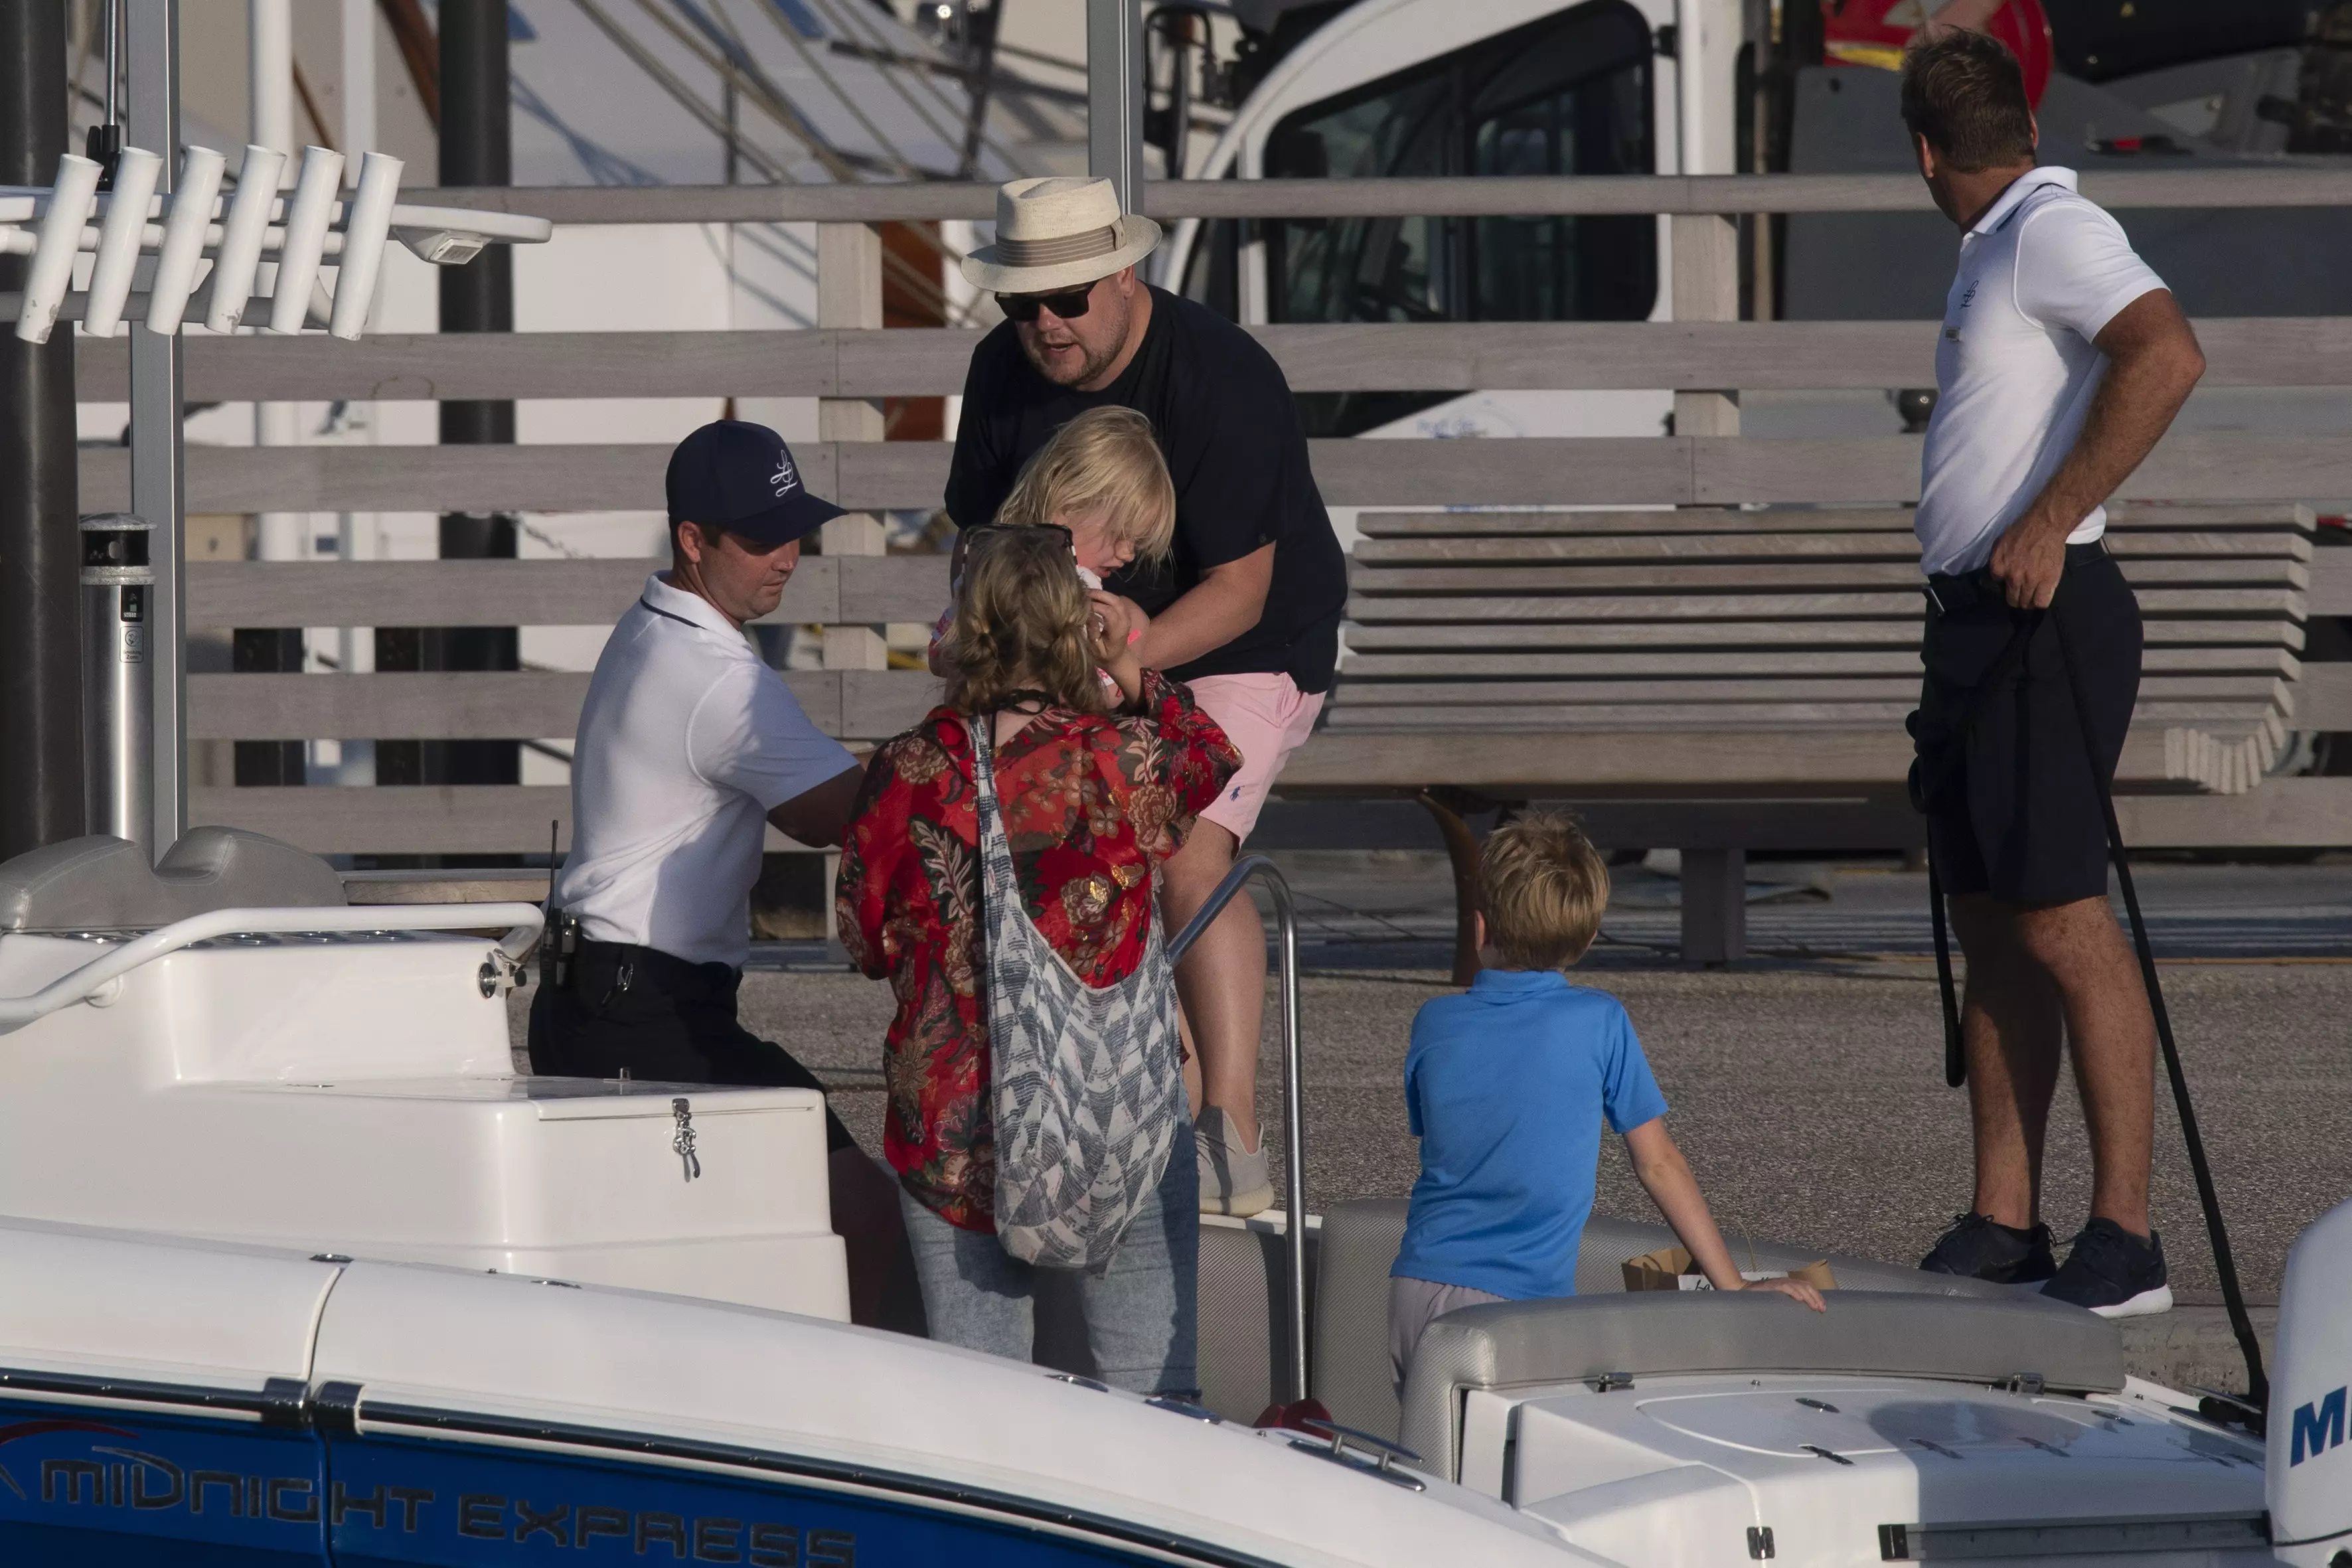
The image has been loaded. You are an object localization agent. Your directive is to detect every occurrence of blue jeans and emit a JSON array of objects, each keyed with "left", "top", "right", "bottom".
[{"left": 899, "top": 1142, "right": 1198, "bottom": 1396}]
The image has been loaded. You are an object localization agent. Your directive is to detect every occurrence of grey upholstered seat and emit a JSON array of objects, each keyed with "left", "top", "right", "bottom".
[
  {"left": 1310, "top": 1198, "right": 2024, "bottom": 1447},
  {"left": 1400, "top": 1289, "right": 2126, "bottom": 1481},
  {"left": 0, "top": 829, "right": 345, "bottom": 932}
]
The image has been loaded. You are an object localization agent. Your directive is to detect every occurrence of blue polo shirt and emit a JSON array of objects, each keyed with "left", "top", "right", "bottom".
[{"left": 1392, "top": 969, "right": 1668, "bottom": 1300}]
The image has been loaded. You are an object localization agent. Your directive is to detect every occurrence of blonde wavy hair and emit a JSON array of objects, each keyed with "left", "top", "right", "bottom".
[
  {"left": 1478, "top": 811, "right": 1610, "bottom": 971},
  {"left": 942, "top": 526, "right": 1107, "bottom": 716},
  {"left": 995, "top": 406, "right": 1176, "bottom": 566}
]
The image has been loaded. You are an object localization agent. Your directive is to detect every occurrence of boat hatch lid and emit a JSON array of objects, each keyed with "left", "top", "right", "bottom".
[
  {"left": 208, "top": 1076, "right": 826, "bottom": 1119},
  {"left": 1632, "top": 1383, "right": 2169, "bottom": 1460}
]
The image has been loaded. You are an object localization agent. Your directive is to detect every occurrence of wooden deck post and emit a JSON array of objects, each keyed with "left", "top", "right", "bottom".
[
  {"left": 816, "top": 222, "right": 888, "bottom": 672},
  {"left": 1672, "top": 210, "right": 1745, "bottom": 962},
  {"left": 1415, "top": 789, "right": 1488, "bottom": 987},
  {"left": 1680, "top": 848, "right": 1747, "bottom": 965}
]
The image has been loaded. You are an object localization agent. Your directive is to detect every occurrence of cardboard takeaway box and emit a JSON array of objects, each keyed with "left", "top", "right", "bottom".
[{"left": 1622, "top": 1246, "right": 1838, "bottom": 1292}]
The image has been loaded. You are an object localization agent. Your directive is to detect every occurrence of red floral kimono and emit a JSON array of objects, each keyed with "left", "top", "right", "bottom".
[{"left": 836, "top": 671, "right": 1239, "bottom": 1231}]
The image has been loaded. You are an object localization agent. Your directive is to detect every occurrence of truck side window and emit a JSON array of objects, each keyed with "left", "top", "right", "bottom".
[{"left": 1247, "top": 0, "right": 1658, "bottom": 435}]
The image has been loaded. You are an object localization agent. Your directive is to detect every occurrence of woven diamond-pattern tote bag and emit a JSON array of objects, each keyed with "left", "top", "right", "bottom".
[{"left": 975, "top": 718, "right": 1184, "bottom": 1271}]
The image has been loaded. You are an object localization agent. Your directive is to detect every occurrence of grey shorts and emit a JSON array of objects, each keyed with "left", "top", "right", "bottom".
[{"left": 1388, "top": 1275, "right": 1506, "bottom": 1397}]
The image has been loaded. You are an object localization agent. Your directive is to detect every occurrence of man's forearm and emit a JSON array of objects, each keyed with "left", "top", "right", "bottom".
[
  {"left": 2011, "top": 298, "right": 2205, "bottom": 547},
  {"left": 1138, "top": 584, "right": 1258, "bottom": 669},
  {"left": 2014, "top": 355, "right": 2195, "bottom": 544}
]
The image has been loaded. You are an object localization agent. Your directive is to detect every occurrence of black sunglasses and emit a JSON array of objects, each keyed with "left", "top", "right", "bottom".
[
  {"left": 966, "top": 522, "right": 1075, "bottom": 550},
  {"left": 996, "top": 284, "right": 1095, "bottom": 323}
]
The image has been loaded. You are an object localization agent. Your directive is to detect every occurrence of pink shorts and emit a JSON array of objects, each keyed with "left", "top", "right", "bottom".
[{"left": 1186, "top": 672, "right": 1324, "bottom": 842}]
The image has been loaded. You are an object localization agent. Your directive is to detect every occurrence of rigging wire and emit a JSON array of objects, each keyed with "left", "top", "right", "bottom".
[
  {"left": 705, "top": 0, "right": 930, "bottom": 182},
  {"left": 570, "top": 0, "right": 803, "bottom": 183},
  {"left": 801, "top": 0, "right": 1020, "bottom": 174},
  {"left": 615, "top": 0, "right": 858, "bottom": 180},
  {"left": 574, "top": 0, "right": 959, "bottom": 317}
]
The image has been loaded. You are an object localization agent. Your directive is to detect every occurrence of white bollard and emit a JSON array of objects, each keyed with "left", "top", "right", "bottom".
[
  {"left": 268, "top": 145, "right": 345, "bottom": 334},
  {"left": 327, "top": 151, "right": 404, "bottom": 341},
  {"left": 13, "top": 153, "right": 104, "bottom": 345},
  {"left": 82, "top": 146, "right": 165, "bottom": 338},
  {"left": 145, "top": 145, "right": 228, "bottom": 337},
  {"left": 202, "top": 145, "right": 287, "bottom": 333}
]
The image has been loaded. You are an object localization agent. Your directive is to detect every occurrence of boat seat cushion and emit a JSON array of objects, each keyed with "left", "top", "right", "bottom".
[
  {"left": 0, "top": 829, "right": 345, "bottom": 932},
  {"left": 1312, "top": 1198, "right": 2021, "bottom": 1445},
  {"left": 1399, "top": 1289, "right": 2128, "bottom": 1481}
]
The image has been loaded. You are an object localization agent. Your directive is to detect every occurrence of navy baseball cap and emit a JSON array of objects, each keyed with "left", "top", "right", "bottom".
[{"left": 665, "top": 420, "right": 844, "bottom": 548}]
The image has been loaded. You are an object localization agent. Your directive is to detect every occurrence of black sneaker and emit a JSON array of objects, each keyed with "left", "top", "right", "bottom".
[
  {"left": 2043, "top": 1219, "right": 2171, "bottom": 1318},
  {"left": 1919, "top": 1212, "right": 2057, "bottom": 1284}
]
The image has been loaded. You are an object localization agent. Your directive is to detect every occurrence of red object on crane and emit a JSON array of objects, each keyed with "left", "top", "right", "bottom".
[{"left": 1821, "top": 0, "right": 2056, "bottom": 107}]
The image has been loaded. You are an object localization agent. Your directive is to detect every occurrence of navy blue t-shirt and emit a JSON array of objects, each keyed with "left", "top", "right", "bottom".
[
  {"left": 943, "top": 287, "right": 1347, "bottom": 692},
  {"left": 1392, "top": 969, "right": 1668, "bottom": 1300}
]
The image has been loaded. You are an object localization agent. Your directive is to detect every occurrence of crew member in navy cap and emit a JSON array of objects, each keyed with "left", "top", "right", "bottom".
[{"left": 532, "top": 420, "right": 913, "bottom": 1328}]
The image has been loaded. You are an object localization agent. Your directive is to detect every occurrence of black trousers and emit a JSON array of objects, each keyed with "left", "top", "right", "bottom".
[
  {"left": 1911, "top": 542, "right": 2142, "bottom": 906},
  {"left": 528, "top": 938, "right": 855, "bottom": 1154}
]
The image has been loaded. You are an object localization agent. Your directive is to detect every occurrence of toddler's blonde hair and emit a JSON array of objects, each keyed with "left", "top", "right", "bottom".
[
  {"left": 996, "top": 406, "right": 1176, "bottom": 565},
  {"left": 1478, "top": 812, "right": 1610, "bottom": 971}
]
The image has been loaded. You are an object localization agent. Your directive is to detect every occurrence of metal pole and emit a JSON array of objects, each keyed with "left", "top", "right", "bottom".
[
  {"left": 127, "top": 0, "right": 188, "bottom": 854},
  {"left": 0, "top": 0, "right": 86, "bottom": 861},
  {"left": 1085, "top": 0, "right": 1143, "bottom": 215},
  {"left": 1168, "top": 853, "right": 1310, "bottom": 1407},
  {"left": 402, "top": 0, "right": 519, "bottom": 793}
]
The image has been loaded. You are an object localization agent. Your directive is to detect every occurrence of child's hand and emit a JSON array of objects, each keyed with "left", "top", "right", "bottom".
[
  {"left": 1091, "top": 591, "right": 1150, "bottom": 663},
  {"left": 1735, "top": 1276, "right": 1827, "bottom": 1311}
]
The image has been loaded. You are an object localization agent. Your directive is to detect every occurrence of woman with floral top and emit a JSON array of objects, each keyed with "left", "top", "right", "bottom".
[{"left": 838, "top": 526, "right": 1239, "bottom": 1392}]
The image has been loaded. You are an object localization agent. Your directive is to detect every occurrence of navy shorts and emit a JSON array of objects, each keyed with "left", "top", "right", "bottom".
[
  {"left": 1910, "top": 543, "right": 2142, "bottom": 906},
  {"left": 528, "top": 938, "right": 856, "bottom": 1154}
]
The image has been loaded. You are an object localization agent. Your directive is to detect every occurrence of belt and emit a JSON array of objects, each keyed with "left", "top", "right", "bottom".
[
  {"left": 568, "top": 937, "right": 738, "bottom": 1004},
  {"left": 1924, "top": 540, "right": 2108, "bottom": 617}
]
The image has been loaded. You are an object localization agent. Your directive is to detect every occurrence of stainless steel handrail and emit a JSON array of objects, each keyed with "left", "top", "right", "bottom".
[
  {"left": 1166, "top": 852, "right": 1308, "bottom": 1407},
  {"left": 0, "top": 903, "right": 546, "bottom": 1032}
]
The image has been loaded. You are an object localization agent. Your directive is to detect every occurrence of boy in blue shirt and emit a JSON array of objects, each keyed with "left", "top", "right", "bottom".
[{"left": 1389, "top": 813, "right": 1826, "bottom": 1389}]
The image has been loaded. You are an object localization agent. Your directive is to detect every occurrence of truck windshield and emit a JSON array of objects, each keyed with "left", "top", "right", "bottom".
[{"left": 1186, "top": 0, "right": 1657, "bottom": 435}]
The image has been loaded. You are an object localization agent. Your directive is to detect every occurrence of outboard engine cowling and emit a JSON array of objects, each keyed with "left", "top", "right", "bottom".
[{"left": 2270, "top": 1195, "right": 2352, "bottom": 1566}]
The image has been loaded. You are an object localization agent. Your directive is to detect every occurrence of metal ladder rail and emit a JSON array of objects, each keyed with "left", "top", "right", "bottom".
[{"left": 1166, "top": 852, "right": 1309, "bottom": 1406}]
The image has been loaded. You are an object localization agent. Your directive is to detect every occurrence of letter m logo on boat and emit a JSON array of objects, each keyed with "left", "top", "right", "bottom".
[{"left": 2291, "top": 1385, "right": 2347, "bottom": 1466}]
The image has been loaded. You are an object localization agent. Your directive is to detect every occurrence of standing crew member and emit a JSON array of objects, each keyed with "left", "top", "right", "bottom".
[
  {"left": 946, "top": 177, "right": 1350, "bottom": 1217},
  {"left": 1900, "top": 31, "right": 2205, "bottom": 1316},
  {"left": 532, "top": 420, "right": 910, "bottom": 1326}
]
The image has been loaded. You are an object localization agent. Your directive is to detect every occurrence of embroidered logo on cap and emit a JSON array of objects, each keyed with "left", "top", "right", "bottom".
[{"left": 771, "top": 455, "right": 799, "bottom": 497}]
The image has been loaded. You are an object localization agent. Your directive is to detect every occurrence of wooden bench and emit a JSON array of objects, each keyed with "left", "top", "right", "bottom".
[{"left": 1285, "top": 503, "right": 2319, "bottom": 967}]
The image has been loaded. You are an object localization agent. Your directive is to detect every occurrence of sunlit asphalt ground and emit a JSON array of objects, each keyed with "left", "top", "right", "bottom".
[{"left": 514, "top": 854, "right": 2351, "bottom": 1389}]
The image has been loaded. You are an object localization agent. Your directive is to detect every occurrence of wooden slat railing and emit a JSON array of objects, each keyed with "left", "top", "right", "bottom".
[
  {"left": 75, "top": 317, "right": 2352, "bottom": 401},
  {"left": 109, "top": 169, "right": 2352, "bottom": 855},
  {"left": 81, "top": 431, "right": 2352, "bottom": 516}
]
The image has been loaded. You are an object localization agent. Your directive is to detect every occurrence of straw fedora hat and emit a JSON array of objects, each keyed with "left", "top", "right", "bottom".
[{"left": 959, "top": 177, "right": 1162, "bottom": 295}]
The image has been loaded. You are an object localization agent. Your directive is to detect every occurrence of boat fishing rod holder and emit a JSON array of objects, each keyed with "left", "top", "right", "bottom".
[
  {"left": 1168, "top": 853, "right": 1311, "bottom": 1407},
  {"left": 2, "top": 144, "right": 552, "bottom": 345}
]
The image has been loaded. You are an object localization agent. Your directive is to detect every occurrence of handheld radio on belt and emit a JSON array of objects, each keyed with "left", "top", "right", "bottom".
[
  {"left": 1908, "top": 564, "right": 2268, "bottom": 1410},
  {"left": 542, "top": 818, "right": 580, "bottom": 992}
]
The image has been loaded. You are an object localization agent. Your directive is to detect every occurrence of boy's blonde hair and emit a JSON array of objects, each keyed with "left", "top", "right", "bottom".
[
  {"left": 941, "top": 526, "right": 1106, "bottom": 717},
  {"left": 996, "top": 406, "right": 1176, "bottom": 565},
  {"left": 1478, "top": 812, "right": 1610, "bottom": 970}
]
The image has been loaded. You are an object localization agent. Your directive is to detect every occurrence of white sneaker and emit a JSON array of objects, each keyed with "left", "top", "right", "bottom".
[{"left": 1196, "top": 1108, "right": 1274, "bottom": 1217}]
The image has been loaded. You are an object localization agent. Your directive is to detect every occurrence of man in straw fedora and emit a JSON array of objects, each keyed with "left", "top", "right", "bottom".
[{"left": 946, "top": 175, "right": 1349, "bottom": 1217}]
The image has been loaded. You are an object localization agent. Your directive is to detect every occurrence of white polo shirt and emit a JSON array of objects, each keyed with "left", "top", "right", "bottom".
[
  {"left": 1916, "top": 167, "right": 2167, "bottom": 577},
  {"left": 556, "top": 574, "right": 855, "bottom": 968}
]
